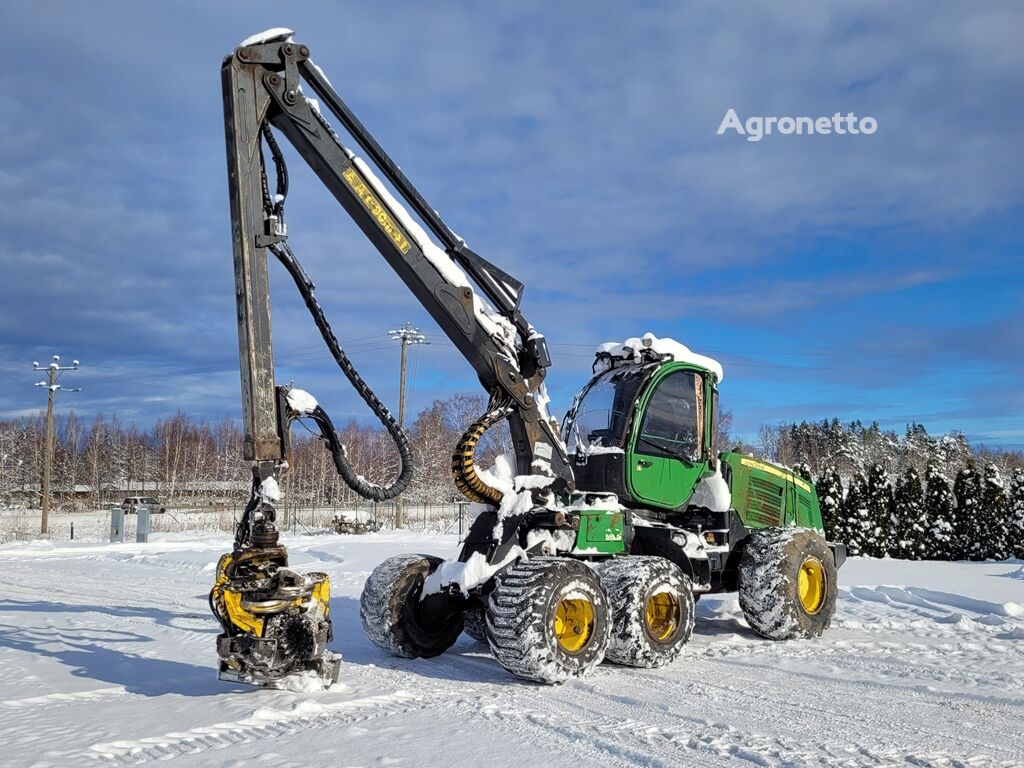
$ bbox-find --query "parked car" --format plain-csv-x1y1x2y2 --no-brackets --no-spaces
121,496,166,514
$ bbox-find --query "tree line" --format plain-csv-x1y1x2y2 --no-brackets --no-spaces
3,405,1023,561
760,420,1024,560
0,394,508,509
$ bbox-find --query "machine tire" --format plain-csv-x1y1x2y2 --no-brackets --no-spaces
486,557,610,684
360,554,464,658
738,527,837,640
600,556,694,668
463,607,487,643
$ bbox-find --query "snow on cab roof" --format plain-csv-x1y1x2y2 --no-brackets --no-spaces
596,332,724,383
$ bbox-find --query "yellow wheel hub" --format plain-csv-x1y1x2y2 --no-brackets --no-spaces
798,556,826,614
553,597,595,653
645,590,680,642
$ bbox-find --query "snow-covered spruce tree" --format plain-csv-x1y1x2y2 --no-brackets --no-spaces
839,472,870,556
1009,468,1024,559
864,463,894,557
793,461,813,484
924,465,955,560
953,463,983,560
893,467,927,560
815,465,843,541
980,462,1010,560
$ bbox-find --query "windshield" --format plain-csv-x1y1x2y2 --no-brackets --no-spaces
563,365,649,454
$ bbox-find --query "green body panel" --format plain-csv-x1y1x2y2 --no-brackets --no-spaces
625,362,715,510
572,509,626,554
721,451,823,531
629,452,705,507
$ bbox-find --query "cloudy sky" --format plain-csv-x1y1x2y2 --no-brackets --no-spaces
1,2,1021,449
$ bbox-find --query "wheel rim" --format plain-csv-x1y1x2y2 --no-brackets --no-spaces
553,597,595,653
798,556,826,614
645,590,681,642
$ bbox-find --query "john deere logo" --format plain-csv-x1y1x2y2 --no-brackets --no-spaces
342,166,411,254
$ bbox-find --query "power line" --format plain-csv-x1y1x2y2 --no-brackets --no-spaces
32,355,81,535
388,322,428,528
407,342,422,416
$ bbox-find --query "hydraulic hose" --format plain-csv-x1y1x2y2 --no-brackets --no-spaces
451,392,513,505
259,120,412,502
269,240,414,502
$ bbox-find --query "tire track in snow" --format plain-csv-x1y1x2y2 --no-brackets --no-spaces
85,690,427,765
540,647,1024,767
478,681,1018,768
332,631,1024,766
0,686,132,710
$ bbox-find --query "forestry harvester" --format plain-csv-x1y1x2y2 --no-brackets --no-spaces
213,29,846,687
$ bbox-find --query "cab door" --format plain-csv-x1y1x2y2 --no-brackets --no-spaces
628,369,706,509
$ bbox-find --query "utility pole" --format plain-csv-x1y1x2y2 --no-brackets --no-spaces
388,322,428,528
33,355,81,535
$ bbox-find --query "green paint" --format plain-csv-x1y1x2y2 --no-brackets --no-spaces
626,362,712,509
573,509,626,554
721,451,823,531
564,356,826,537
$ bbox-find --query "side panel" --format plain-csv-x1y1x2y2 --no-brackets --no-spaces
629,453,704,508
573,510,626,554
722,452,823,531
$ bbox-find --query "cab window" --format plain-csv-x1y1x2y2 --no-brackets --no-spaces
637,371,701,461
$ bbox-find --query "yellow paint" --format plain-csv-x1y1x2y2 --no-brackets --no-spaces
312,576,331,616
211,555,331,637
211,551,265,636
645,590,680,641
553,597,595,653
223,589,265,636
740,457,812,493
798,556,826,614
342,166,412,254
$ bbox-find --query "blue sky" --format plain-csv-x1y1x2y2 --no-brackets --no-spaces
0,2,1021,449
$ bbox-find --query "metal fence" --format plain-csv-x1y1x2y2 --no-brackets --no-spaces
0,500,471,543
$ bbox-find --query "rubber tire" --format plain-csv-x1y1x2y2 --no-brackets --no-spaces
486,557,610,684
360,554,464,658
463,607,487,643
600,556,695,668
738,527,837,640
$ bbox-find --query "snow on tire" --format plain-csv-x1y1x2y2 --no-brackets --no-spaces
600,556,694,668
486,557,610,684
360,554,463,658
463,606,487,643
739,527,837,640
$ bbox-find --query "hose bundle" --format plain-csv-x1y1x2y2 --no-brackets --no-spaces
258,124,413,502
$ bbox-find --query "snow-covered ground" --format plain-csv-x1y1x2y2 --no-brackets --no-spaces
1,532,1021,767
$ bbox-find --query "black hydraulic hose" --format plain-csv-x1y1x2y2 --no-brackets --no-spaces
268,240,414,501
261,124,288,219
233,473,262,550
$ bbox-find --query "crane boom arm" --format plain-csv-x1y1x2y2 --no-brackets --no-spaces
222,32,573,495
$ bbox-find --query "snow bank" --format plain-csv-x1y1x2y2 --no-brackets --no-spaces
2,534,1023,766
